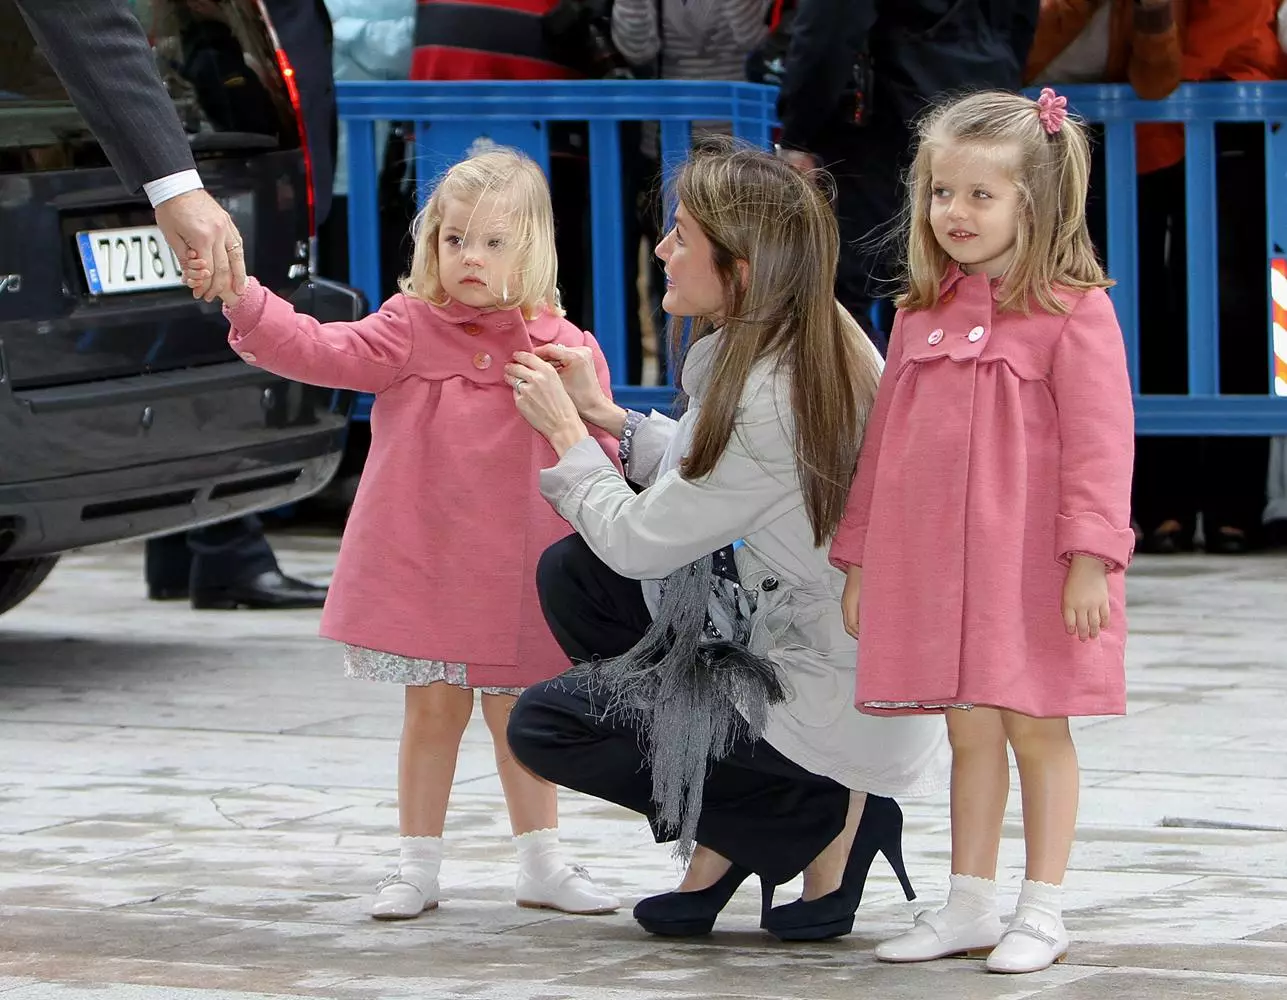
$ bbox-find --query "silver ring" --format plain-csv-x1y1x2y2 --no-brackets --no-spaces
513,379,526,392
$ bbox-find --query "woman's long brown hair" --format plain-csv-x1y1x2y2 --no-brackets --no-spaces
670,139,882,546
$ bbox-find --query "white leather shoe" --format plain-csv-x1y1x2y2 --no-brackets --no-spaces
516,864,620,915
369,870,439,920
874,907,1003,963
986,912,1069,974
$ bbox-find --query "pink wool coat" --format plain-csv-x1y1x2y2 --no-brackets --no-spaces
224,278,618,687
829,268,1135,718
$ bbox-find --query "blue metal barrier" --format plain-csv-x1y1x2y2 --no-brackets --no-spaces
336,79,1287,434
336,80,777,418
1056,81,1287,434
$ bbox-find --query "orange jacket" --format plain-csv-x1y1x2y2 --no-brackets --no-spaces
1026,0,1184,101
1139,0,1285,173
1027,1,1285,173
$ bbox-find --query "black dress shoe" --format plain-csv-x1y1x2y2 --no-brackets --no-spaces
191,570,328,610
1139,519,1194,555
1205,526,1252,555
1265,519,1287,551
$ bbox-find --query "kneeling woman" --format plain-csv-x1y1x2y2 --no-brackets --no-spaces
504,141,948,941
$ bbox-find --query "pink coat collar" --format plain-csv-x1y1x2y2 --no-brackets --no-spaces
405,296,572,384
939,262,1008,302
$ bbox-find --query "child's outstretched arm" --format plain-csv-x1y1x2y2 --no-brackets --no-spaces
1050,289,1136,574
221,276,413,394
828,313,904,574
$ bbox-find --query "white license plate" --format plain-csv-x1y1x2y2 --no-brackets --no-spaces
75,225,186,296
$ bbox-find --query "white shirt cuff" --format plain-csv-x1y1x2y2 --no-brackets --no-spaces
143,170,204,208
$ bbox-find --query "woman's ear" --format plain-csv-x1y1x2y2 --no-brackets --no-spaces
736,259,750,289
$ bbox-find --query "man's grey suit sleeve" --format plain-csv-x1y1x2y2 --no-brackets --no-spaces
13,0,197,192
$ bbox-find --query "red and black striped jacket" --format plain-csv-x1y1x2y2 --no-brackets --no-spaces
410,0,581,81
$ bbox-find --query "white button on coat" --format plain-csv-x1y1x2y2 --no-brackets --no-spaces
968,325,985,342
928,328,944,345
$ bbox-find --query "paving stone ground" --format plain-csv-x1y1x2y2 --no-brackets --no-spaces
0,536,1285,998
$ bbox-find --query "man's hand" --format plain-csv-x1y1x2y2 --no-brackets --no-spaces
154,189,246,302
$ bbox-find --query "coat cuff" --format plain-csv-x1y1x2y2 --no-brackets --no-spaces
224,277,269,341
827,524,867,571
539,436,618,519
624,410,676,486
1055,512,1135,571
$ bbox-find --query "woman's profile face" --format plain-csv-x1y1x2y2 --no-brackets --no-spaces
655,203,728,322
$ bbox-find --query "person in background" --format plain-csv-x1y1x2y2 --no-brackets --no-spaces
146,0,338,609
264,0,338,231
14,0,328,611
1026,0,1180,98
1034,0,1284,554
775,0,1040,354
316,0,415,285
610,0,775,384
408,1,593,331
611,0,772,83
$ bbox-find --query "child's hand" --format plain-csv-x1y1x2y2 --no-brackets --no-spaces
183,257,240,306
1061,554,1110,641
841,565,862,639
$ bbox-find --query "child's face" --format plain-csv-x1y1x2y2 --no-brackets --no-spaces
928,142,1022,279
655,203,728,322
437,194,521,309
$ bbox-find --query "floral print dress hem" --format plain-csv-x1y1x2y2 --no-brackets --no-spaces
344,645,523,695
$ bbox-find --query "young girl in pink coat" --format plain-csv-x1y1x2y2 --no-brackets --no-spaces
187,149,621,921
828,89,1135,974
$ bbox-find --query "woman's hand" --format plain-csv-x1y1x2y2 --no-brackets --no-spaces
840,565,862,639
1061,554,1110,641
526,343,625,436
506,351,591,456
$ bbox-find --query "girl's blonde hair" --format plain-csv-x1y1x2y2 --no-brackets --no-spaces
671,138,883,546
400,148,563,317
899,89,1111,315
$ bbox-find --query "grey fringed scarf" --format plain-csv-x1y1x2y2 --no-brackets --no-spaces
569,543,786,862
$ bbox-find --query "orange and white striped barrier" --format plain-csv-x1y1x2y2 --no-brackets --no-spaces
1272,258,1287,396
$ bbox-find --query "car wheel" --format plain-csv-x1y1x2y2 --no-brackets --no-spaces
0,557,59,617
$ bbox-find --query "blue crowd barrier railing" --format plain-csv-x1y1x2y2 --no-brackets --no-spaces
1053,81,1287,435
336,79,777,418
336,79,1287,434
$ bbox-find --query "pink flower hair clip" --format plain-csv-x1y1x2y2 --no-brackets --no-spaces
1036,87,1068,135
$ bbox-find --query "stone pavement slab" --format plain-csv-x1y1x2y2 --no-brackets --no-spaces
0,538,1285,998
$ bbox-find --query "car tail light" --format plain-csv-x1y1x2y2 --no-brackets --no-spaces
274,48,316,244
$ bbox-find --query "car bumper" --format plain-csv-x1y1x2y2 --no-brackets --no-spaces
0,425,347,559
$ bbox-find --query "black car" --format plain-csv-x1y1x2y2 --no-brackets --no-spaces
0,0,359,616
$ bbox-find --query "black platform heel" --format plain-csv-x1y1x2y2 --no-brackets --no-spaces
762,795,915,942
633,864,775,936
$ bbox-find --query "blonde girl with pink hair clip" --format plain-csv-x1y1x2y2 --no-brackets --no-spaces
829,87,1135,974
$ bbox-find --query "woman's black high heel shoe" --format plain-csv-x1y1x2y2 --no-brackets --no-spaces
633,864,774,936
762,795,915,942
